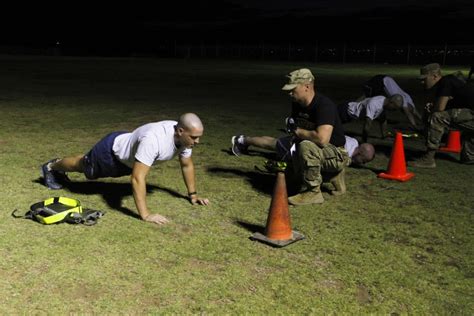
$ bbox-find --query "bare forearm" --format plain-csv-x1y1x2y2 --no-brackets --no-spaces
131,176,149,219
380,120,388,138
434,96,449,112
404,108,417,127
294,128,328,146
181,163,196,194
363,119,372,141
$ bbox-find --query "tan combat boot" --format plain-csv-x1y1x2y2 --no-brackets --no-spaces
329,168,346,196
288,186,324,206
409,150,436,168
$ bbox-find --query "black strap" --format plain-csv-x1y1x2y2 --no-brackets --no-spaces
11,209,33,220
80,209,105,226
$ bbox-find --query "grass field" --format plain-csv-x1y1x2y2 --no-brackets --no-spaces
0,56,473,314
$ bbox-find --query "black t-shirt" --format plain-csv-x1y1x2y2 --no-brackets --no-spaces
435,74,474,110
290,93,346,147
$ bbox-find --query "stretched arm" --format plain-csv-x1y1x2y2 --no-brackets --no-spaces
131,160,169,225
412,106,423,121
294,124,333,146
362,118,373,143
379,119,388,139
179,156,209,205
403,107,418,129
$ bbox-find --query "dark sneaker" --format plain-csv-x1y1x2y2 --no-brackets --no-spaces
54,170,70,183
409,155,436,168
231,135,248,156
40,159,63,189
288,187,324,206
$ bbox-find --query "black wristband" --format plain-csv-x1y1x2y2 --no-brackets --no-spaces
188,191,197,196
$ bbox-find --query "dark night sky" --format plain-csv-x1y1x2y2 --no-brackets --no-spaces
1,1,473,49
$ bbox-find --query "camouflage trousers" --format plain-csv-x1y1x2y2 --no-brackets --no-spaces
293,140,350,189
427,108,474,162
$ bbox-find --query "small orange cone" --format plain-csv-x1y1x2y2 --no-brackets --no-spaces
251,171,304,247
378,131,415,182
439,130,461,153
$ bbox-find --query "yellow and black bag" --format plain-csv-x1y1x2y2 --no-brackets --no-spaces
12,197,104,226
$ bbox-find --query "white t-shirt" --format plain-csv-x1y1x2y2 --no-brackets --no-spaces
344,136,359,158
347,96,385,120
383,76,415,110
112,120,192,168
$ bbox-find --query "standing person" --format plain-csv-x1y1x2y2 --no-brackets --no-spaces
40,113,210,225
232,68,350,206
338,94,403,142
363,74,423,129
411,63,474,168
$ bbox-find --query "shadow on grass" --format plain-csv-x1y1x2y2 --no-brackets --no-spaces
33,178,185,219
220,148,276,160
233,219,265,235
375,142,460,163
207,167,275,195
350,163,386,174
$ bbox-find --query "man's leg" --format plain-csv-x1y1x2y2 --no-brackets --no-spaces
40,131,129,189
411,111,451,168
413,108,474,168
231,134,277,156
41,155,86,189
461,135,474,163
454,108,474,163
51,155,85,173
246,136,277,151
323,148,350,195
288,140,325,205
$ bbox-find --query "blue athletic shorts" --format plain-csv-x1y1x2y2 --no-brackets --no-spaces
83,131,132,180
276,136,294,162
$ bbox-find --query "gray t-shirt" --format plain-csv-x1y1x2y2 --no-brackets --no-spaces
344,135,358,158
347,96,385,120
112,120,192,168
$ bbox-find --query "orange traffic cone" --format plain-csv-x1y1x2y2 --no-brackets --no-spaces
439,130,461,153
251,171,304,247
378,131,415,182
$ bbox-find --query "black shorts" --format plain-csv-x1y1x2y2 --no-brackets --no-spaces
83,131,132,180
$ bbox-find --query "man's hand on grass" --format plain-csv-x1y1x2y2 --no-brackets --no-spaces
145,213,169,225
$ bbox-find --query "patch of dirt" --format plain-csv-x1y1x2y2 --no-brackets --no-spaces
318,279,345,292
356,284,372,304
443,258,461,269
413,253,429,265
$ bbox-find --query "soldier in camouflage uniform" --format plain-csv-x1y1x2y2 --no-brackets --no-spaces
232,68,350,205
411,63,474,168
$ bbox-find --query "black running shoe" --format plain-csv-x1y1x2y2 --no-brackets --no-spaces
40,159,63,190
231,135,249,156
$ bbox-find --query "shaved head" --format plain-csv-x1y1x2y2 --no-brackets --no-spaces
178,113,204,131
352,143,375,165
385,94,404,110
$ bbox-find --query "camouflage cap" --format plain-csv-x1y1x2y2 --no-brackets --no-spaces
418,63,441,79
281,68,315,90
